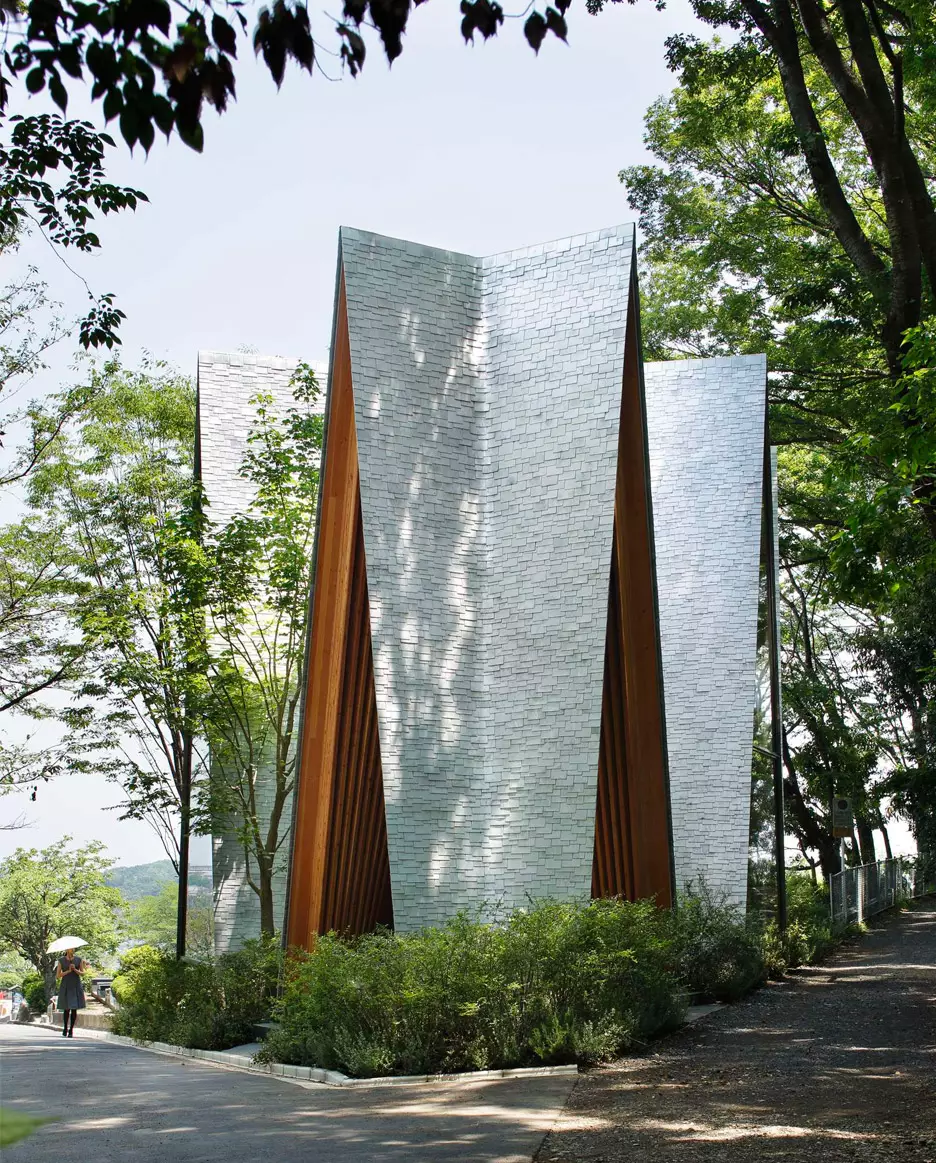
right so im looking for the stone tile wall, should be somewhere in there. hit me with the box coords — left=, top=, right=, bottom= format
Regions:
left=643, top=356, right=767, bottom=905
left=341, top=227, right=634, bottom=929
left=198, top=351, right=325, bottom=952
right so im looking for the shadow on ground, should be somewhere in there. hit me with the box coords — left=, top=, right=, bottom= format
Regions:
left=0, top=1024, right=576, bottom=1163
left=538, top=903, right=936, bottom=1163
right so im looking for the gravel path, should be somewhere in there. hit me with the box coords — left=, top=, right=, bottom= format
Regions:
left=538, top=900, right=936, bottom=1163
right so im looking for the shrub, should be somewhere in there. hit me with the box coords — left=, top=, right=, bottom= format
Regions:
left=21, top=974, right=48, bottom=1012
left=111, top=937, right=279, bottom=1050
left=110, top=891, right=822, bottom=1078
left=264, top=898, right=688, bottom=1078
left=111, top=944, right=163, bottom=1006
left=670, top=885, right=766, bottom=1002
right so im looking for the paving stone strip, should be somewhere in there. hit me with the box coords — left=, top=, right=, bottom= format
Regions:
left=537, top=900, right=936, bottom=1163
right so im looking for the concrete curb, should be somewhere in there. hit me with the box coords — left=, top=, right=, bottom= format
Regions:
left=685, top=1003, right=726, bottom=1024
left=15, top=1022, right=578, bottom=1089
left=15, top=1003, right=726, bottom=1087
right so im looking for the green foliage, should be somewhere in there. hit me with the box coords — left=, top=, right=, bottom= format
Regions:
left=23, top=363, right=205, bottom=915
left=108, top=889, right=861, bottom=1078
left=196, top=370, right=322, bottom=938
left=266, top=899, right=687, bottom=1078
left=670, top=886, right=766, bottom=1002
left=110, top=944, right=164, bottom=1007
left=0, top=0, right=565, bottom=162
left=107, top=860, right=210, bottom=900
left=0, top=116, right=146, bottom=349
left=0, top=1108, right=50, bottom=1148
left=111, top=938, right=280, bottom=1051
left=127, top=882, right=214, bottom=956
left=621, top=13, right=936, bottom=876
left=761, top=875, right=836, bottom=977
left=0, top=838, right=124, bottom=993
left=21, top=973, right=48, bottom=1010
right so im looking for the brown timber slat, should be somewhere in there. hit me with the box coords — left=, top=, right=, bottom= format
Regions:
left=332, top=521, right=370, bottom=931
left=592, top=275, right=673, bottom=909
left=324, top=518, right=367, bottom=930
left=286, top=269, right=393, bottom=947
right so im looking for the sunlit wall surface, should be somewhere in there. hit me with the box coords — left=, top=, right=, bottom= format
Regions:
left=644, top=356, right=767, bottom=906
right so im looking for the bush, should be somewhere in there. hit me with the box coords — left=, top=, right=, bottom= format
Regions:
left=111, top=937, right=279, bottom=1050
left=109, top=890, right=830, bottom=1078
left=111, top=944, right=163, bottom=1005
left=670, top=886, right=766, bottom=1002
left=264, top=898, right=688, bottom=1078
left=760, top=874, right=837, bottom=975
left=21, top=974, right=48, bottom=1012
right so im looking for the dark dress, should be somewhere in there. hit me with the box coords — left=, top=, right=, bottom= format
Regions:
left=56, top=956, right=86, bottom=1010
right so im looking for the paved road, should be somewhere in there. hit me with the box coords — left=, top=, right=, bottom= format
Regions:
left=0, top=1024, right=575, bottom=1162
left=539, top=900, right=936, bottom=1162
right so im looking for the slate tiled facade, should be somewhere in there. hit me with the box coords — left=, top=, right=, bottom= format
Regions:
left=197, top=351, right=325, bottom=952
left=644, top=357, right=767, bottom=904
left=341, top=227, right=634, bottom=930
left=206, top=227, right=769, bottom=944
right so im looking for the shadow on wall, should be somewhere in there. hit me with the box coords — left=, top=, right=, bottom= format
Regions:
left=351, top=246, right=490, bottom=928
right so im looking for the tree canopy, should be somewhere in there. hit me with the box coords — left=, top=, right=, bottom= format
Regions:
left=621, top=1, right=935, bottom=872
left=0, top=837, right=124, bottom=998
left=199, top=365, right=322, bottom=938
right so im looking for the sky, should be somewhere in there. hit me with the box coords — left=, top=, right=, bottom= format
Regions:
left=1, top=1, right=710, bottom=866
left=1, top=1, right=915, bottom=868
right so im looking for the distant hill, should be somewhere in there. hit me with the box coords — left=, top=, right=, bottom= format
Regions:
left=108, top=860, right=212, bottom=899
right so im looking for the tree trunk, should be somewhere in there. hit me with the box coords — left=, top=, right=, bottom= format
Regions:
left=175, top=731, right=194, bottom=960
left=781, top=728, right=842, bottom=878
left=259, top=860, right=275, bottom=939
left=42, top=958, right=56, bottom=1007
left=856, top=817, right=877, bottom=866
left=879, top=820, right=893, bottom=861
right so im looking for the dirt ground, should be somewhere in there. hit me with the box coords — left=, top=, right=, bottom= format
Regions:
left=537, top=900, right=936, bottom=1163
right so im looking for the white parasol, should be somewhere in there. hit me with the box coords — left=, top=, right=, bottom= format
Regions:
left=46, top=936, right=88, bottom=955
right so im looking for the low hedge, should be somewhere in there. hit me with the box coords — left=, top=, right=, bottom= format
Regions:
left=111, top=938, right=279, bottom=1050
left=21, top=974, right=48, bottom=1012
left=264, top=894, right=766, bottom=1078
left=111, top=885, right=839, bottom=1078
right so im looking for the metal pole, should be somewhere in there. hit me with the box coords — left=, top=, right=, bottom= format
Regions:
left=763, top=426, right=787, bottom=934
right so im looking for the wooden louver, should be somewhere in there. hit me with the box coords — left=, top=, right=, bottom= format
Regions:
left=592, top=275, right=674, bottom=909
left=286, top=260, right=673, bottom=951
left=286, top=274, right=393, bottom=948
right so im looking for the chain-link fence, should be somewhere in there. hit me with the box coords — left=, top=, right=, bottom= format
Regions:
left=829, top=857, right=932, bottom=927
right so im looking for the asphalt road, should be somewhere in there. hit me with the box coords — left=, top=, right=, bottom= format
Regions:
left=0, top=1024, right=576, bottom=1162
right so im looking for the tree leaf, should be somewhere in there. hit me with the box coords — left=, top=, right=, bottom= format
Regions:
left=176, top=118, right=204, bottom=153
left=119, top=106, right=139, bottom=149
left=524, top=11, right=547, bottom=53
left=48, top=72, right=68, bottom=112
left=545, top=7, right=567, bottom=42
left=212, top=14, right=238, bottom=57
left=137, top=116, right=155, bottom=154
left=102, top=87, right=123, bottom=121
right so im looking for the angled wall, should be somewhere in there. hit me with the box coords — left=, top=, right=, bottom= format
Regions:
left=644, top=356, right=767, bottom=905
left=288, top=226, right=673, bottom=943
left=198, top=351, right=326, bottom=951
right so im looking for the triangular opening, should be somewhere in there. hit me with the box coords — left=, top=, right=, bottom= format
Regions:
left=286, top=269, right=393, bottom=946
left=592, top=275, right=674, bottom=908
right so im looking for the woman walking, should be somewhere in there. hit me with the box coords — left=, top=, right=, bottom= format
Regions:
left=56, top=947, right=87, bottom=1038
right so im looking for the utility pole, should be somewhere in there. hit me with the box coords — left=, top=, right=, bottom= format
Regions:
left=763, top=427, right=787, bottom=934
